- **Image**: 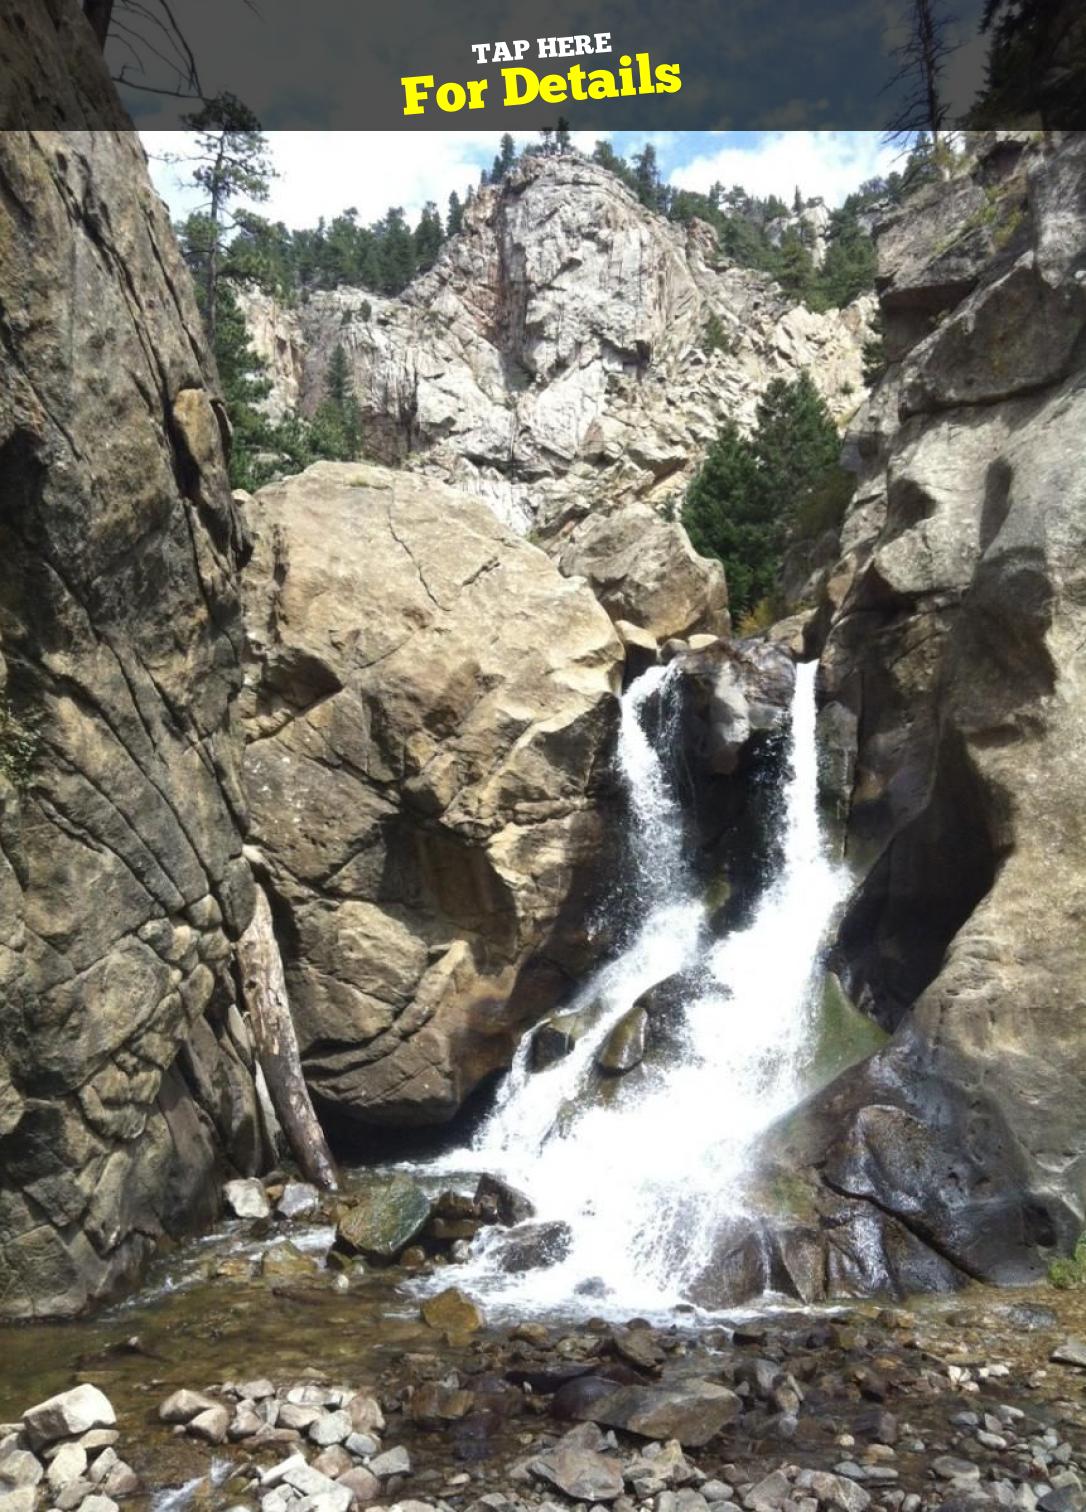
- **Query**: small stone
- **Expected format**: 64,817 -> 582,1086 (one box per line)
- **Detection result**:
23,1386 -> 116,1448
261,1455 -> 308,1487
79,1497 -> 119,1512
224,1177 -> 272,1219
0,1452 -> 43,1491
369,1446 -> 412,1479
101,1460 -> 141,1499
0,1491 -> 36,1512
309,1412 -> 352,1448
1038,1492 -> 1086,1512
344,1395 -> 384,1435
238,1379 -> 277,1401
746,1470 -> 791,1511
807,1472 -> 871,1512
46,1444 -> 86,1494
279,1404 -> 321,1432
188,1406 -> 231,1444
278,1183 -> 320,1221
419,1287 -> 484,1335
1050,1341 -> 1086,1370
261,1242 -> 320,1279
933,1457 -> 981,1483
529,1445 -> 624,1503
312,1446 -> 353,1479
337,1468 -> 380,1503
76,1432 -> 118,1453
703,1483 -> 734,1503
159,1389 -> 220,1424
55,1478 -> 96,1510
344,1433 -> 379,1459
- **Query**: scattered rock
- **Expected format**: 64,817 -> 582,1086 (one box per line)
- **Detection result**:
369,1446 -> 412,1478
577,1380 -> 741,1447
420,1287 -> 485,1335
159,1389 -> 220,1424
336,1177 -> 432,1262
1050,1340 -> 1086,1369
278,1182 -> 320,1221
224,1177 -> 272,1220
23,1386 -> 116,1448
530,1442 -> 624,1502
475,1174 -> 535,1227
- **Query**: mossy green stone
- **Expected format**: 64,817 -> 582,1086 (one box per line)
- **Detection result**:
336,1176 -> 432,1261
809,971 -> 888,1088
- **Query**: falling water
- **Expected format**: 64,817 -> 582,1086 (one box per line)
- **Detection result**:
412,658 -> 849,1315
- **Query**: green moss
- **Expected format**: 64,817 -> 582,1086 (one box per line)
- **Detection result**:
808,971 -> 889,1088
1049,1235 -> 1086,1289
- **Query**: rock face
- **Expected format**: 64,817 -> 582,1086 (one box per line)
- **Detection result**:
759,131 -> 1086,1293
239,461 -> 623,1125
239,153 -> 871,544
0,121 -> 270,1317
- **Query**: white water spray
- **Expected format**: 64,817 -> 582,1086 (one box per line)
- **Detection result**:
407,659 -> 848,1314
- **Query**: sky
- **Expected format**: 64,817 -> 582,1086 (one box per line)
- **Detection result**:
142,130 -> 905,231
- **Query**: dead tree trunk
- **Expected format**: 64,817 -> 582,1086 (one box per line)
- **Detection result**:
238,885 -> 338,1190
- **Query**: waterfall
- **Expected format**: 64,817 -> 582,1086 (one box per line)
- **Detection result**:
409,658 -> 849,1315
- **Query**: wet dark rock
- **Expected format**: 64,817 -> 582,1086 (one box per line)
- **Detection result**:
596,1009 -> 648,1075
475,1174 -> 535,1227
529,1431 -> 624,1502
609,1326 -> 664,1376
571,1379 -> 741,1447
420,1286 -> 485,1335
408,1383 -> 475,1429
494,1221 -> 573,1274
530,1012 -> 586,1071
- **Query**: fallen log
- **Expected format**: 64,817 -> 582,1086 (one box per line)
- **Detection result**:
237,883 -> 338,1190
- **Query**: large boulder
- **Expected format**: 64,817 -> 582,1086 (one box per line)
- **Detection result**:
554,503 -> 728,643
239,462 -> 623,1125
0,114 -> 269,1310
755,132 -> 1086,1296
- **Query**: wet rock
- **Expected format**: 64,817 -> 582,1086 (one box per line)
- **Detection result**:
225,1178 -> 272,1220
475,1175 -> 535,1227
279,1183 -> 320,1221
529,1442 -> 624,1502
553,1375 -> 629,1421
1038,1491 -> 1086,1512
495,1221 -> 573,1274
188,1405 -> 231,1444
261,1243 -> 321,1279
1050,1340 -> 1086,1369
159,1389 -> 220,1424
409,1383 -> 475,1428
596,1009 -> 648,1075
24,1387 -> 116,1448
800,1472 -> 872,1512
624,1441 -> 699,1496
420,1287 -> 484,1335
336,1177 -> 432,1262
610,1326 -> 664,1375
369,1446 -> 412,1478
76,1497 -> 118,1512
531,1013 -> 585,1071
575,1380 -> 741,1447
344,1432 -> 380,1459
933,1458 -> 981,1483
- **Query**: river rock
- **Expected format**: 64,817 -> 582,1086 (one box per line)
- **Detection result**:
369,1446 -> 412,1478
530,1012 -> 585,1071
529,1443 -> 624,1502
419,1287 -> 484,1335
1050,1340 -> 1086,1369
24,1386 -> 115,1448
408,1383 -> 475,1428
0,1454 -> 42,1491
474,1174 -> 534,1227
344,1394 -> 385,1434
596,1008 -> 648,1074
336,1176 -> 432,1261
188,1405 -> 231,1445
225,1178 -> 272,1221
575,1380 -> 741,1447
494,1220 -> 573,1274
308,1410 -> 352,1447
261,1242 -> 320,1279
278,1182 -> 320,1221
337,1467 -> 381,1503
45,1444 -> 86,1494
239,462 -> 623,1128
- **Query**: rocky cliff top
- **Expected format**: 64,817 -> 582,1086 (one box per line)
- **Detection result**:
241,153 -> 872,535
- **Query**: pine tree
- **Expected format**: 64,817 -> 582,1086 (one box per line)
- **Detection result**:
413,202 -> 444,271
180,93 -> 274,347
310,342 -> 363,461
752,373 -> 840,511
632,143 -> 661,210
447,191 -> 464,236
498,132 -> 518,175
773,231 -> 816,304
555,118 -> 572,152
378,207 -> 416,293
683,421 -> 773,616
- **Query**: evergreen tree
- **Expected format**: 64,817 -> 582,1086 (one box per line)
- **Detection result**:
970,0 -> 1084,127
683,421 -> 775,616
447,190 -> 464,236
793,186 -> 804,213
310,341 -> 363,460
773,230 -> 816,303
498,132 -> 518,175
180,93 -> 274,347
377,207 -> 416,293
682,374 -> 842,617
632,143 -> 662,210
413,201 -> 444,271
555,118 -> 572,152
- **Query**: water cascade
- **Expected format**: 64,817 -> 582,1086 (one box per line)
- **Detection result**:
409,659 -> 850,1314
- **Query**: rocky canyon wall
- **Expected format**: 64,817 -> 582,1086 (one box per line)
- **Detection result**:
752,131 -> 1086,1299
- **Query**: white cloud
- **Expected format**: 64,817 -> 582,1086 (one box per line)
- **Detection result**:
669,131 -> 901,206
141,129 -> 607,228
